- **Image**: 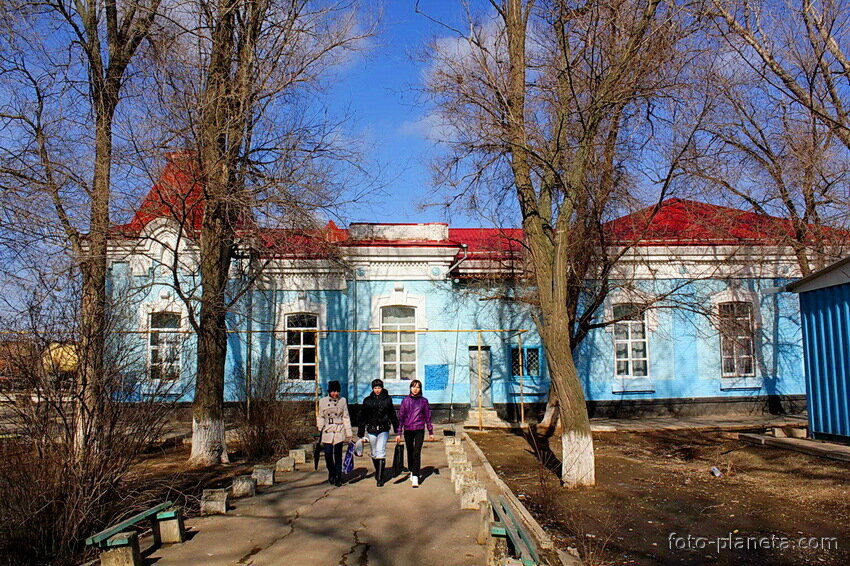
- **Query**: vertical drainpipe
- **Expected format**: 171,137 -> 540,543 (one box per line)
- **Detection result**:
446,244 -> 469,423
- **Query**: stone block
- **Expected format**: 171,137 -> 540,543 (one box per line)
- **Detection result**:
289,448 -> 307,465
232,475 -> 257,498
201,488 -> 228,515
450,462 -> 473,482
454,470 -> 479,494
499,559 -> 523,566
444,436 -> 462,446
155,508 -> 186,544
276,456 -> 295,473
253,465 -> 275,486
298,442 -> 315,452
99,532 -> 142,566
447,452 -> 468,467
487,528 -> 509,566
461,484 -> 487,510
788,427 -> 808,439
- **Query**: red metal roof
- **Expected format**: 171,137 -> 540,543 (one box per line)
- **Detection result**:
604,198 -> 847,246
113,157 -> 842,253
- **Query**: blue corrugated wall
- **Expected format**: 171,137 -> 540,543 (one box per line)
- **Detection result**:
800,284 -> 850,440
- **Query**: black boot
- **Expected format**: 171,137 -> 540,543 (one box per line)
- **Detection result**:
376,458 -> 386,487
371,458 -> 378,482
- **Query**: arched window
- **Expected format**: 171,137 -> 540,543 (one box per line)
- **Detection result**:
381,306 -> 416,380
718,302 -> 755,377
612,303 -> 648,378
149,312 -> 181,381
286,313 -> 318,380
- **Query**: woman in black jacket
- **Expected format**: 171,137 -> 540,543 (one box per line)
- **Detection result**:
357,378 -> 398,487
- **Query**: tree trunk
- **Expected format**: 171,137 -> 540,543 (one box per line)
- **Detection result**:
189,206 -> 233,465
74,106 -> 114,456
540,310 -> 595,487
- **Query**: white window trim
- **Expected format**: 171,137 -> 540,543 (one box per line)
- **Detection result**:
610,306 -> 650,380
709,287 -> 762,328
380,306 -> 418,381
275,294 -> 327,333
369,285 -> 427,330
603,290 -> 659,333
710,287 -> 762,388
281,313 -> 320,382
140,292 -> 188,389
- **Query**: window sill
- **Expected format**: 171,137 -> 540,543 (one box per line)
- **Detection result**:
719,377 -> 762,391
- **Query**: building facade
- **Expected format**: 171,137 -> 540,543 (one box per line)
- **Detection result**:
105,156 -> 809,419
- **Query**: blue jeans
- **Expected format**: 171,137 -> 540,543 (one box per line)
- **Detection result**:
366,431 -> 389,459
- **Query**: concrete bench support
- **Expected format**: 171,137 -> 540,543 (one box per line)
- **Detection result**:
232,475 -> 257,498
99,531 -> 142,566
289,448 -> 307,465
454,470 -> 479,494
155,508 -> 186,544
450,462 -> 473,482
276,456 -> 295,474
461,484 -> 487,509
253,464 -> 276,486
201,488 -> 229,515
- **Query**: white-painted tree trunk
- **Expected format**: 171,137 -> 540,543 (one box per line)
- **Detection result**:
560,429 -> 595,487
189,416 -> 229,465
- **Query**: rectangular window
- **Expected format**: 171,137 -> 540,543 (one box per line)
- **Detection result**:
612,303 -> 648,378
510,346 -> 541,377
285,313 -> 318,380
718,302 -> 755,377
149,312 -> 181,381
381,306 -> 416,380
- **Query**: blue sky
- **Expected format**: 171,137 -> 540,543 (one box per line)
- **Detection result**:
327,1 -> 485,227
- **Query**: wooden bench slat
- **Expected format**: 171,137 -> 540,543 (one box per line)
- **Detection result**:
489,496 -> 539,565
85,501 -> 173,547
499,495 -> 540,564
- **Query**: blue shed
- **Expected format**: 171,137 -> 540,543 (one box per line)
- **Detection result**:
787,257 -> 850,442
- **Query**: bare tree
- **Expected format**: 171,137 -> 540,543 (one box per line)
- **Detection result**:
423,0 -> 699,486
137,0 -> 374,465
708,0 -> 850,153
0,1 -> 164,455
682,54 -> 850,275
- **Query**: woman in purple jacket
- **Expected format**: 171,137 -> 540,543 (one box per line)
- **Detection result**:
395,379 -> 434,487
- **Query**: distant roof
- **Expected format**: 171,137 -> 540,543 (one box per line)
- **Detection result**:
604,198 -> 848,246
111,158 -> 846,256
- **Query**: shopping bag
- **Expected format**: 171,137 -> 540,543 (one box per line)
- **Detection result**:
342,441 -> 356,475
391,441 -> 405,477
354,438 -> 364,457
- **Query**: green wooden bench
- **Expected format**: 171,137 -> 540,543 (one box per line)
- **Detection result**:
85,501 -> 185,566
489,496 -> 540,566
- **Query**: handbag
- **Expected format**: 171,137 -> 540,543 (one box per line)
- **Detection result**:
391,441 -> 405,477
342,441 -> 356,475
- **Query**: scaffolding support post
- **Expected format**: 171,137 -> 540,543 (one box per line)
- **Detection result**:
518,332 -> 525,425
314,329 -> 321,419
477,330 -> 483,431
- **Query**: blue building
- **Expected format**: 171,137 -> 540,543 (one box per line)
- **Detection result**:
105,155 -> 809,420
787,258 -> 850,441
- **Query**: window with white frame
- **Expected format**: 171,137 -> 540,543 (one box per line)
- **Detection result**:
381,306 -> 416,380
149,312 -> 181,381
718,301 -> 755,377
285,313 -> 318,380
612,303 -> 648,378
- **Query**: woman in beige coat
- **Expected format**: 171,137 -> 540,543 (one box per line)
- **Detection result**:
317,380 -> 352,486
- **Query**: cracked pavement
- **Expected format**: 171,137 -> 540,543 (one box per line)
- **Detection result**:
147,434 -> 486,565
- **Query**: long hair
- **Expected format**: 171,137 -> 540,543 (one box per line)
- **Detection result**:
409,379 -> 422,394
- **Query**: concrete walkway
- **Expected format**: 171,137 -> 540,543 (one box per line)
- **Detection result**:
147,433 -> 486,566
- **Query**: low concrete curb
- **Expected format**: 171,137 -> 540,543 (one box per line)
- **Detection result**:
740,433 -> 850,462
463,431 -> 582,566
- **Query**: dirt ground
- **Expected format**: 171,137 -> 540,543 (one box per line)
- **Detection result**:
470,429 -> 850,566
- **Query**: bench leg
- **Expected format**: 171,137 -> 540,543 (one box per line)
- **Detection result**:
477,500 -> 491,545
157,512 -> 186,544
487,534 -> 509,566
100,532 -> 142,566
